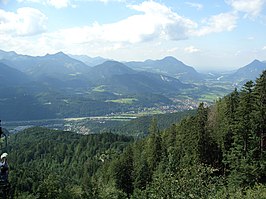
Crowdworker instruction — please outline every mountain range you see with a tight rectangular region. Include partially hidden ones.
[0,49,265,121]
[0,50,89,79]
[125,56,203,83]
[0,50,193,94]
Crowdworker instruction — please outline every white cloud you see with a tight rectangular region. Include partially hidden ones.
[0,7,47,36]
[193,12,238,36]
[17,0,125,7]
[185,2,203,10]
[263,46,266,50]
[1,1,196,55]
[44,1,197,46]
[226,0,266,17]
[127,1,197,41]
[0,1,249,60]
[184,46,200,53]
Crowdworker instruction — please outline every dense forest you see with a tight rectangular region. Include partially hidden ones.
[102,110,196,136]
[5,70,266,198]
[7,128,133,198]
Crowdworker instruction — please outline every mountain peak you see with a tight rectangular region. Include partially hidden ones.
[45,52,69,59]
[102,60,124,65]
[161,56,179,62]
[229,59,266,83]
[0,50,18,58]
[245,59,264,68]
[159,56,185,65]
[90,60,134,80]
[68,54,108,66]
[55,51,66,55]
[250,59,261,64]
[96,60,133,72]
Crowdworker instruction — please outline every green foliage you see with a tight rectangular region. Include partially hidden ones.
[8,127,133,198]
[132,164,220,199]
[112,109,196,136]
[6,70,266,199]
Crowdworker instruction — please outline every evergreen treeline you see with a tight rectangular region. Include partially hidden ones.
[95,70,265,198]
[6,70,266,198]
[8,128,133,198]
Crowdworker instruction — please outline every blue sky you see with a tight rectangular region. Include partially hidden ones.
[0,0,266,71]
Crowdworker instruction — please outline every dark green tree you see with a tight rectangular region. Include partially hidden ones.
[254,70,266,153]
[112,146,134,197]
[227,80,260,187]
[253,70,266,183]
[139,117,162,173]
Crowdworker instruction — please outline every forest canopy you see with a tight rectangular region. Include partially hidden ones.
[5,70,266,198]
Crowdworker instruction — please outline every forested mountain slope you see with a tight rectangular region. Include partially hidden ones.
[8,127,133,198]
[6,70,266,198]
[94,70,266,198]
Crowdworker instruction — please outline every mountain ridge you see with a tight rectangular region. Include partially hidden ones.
[226,59,266,85]
[68,54,108,66]
[125,56,203,83]
[0,51,89,78]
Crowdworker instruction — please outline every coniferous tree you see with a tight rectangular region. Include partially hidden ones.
[112,146,134,197]
[238,81,256,157]
[196,102,209,164]
[133,159,151,191]
[225,88,240,150]
[226,88,240,123]
[254,70,266,153]
[146,118,162,171]
[253,70,266,183]
[227,81,260,187]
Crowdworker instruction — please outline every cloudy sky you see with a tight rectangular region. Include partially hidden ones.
[0,0,266,71]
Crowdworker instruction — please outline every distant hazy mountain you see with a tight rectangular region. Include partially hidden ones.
[125,56,203,83]
[0,62,55,121]
[4,49,261,121]
[0,50,34,72]
[88,61,191,94]
[106,72,191,94]
[68,54,108,66]
[227,59,266,85]
[87,61,135,82]
[0,50,93,89]
[0,62,31,86]
[0,50,20,60]
[0,50,89,78]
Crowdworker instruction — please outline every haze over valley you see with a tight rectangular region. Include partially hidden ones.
[1,0,266,124]
[1,49,265,124]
